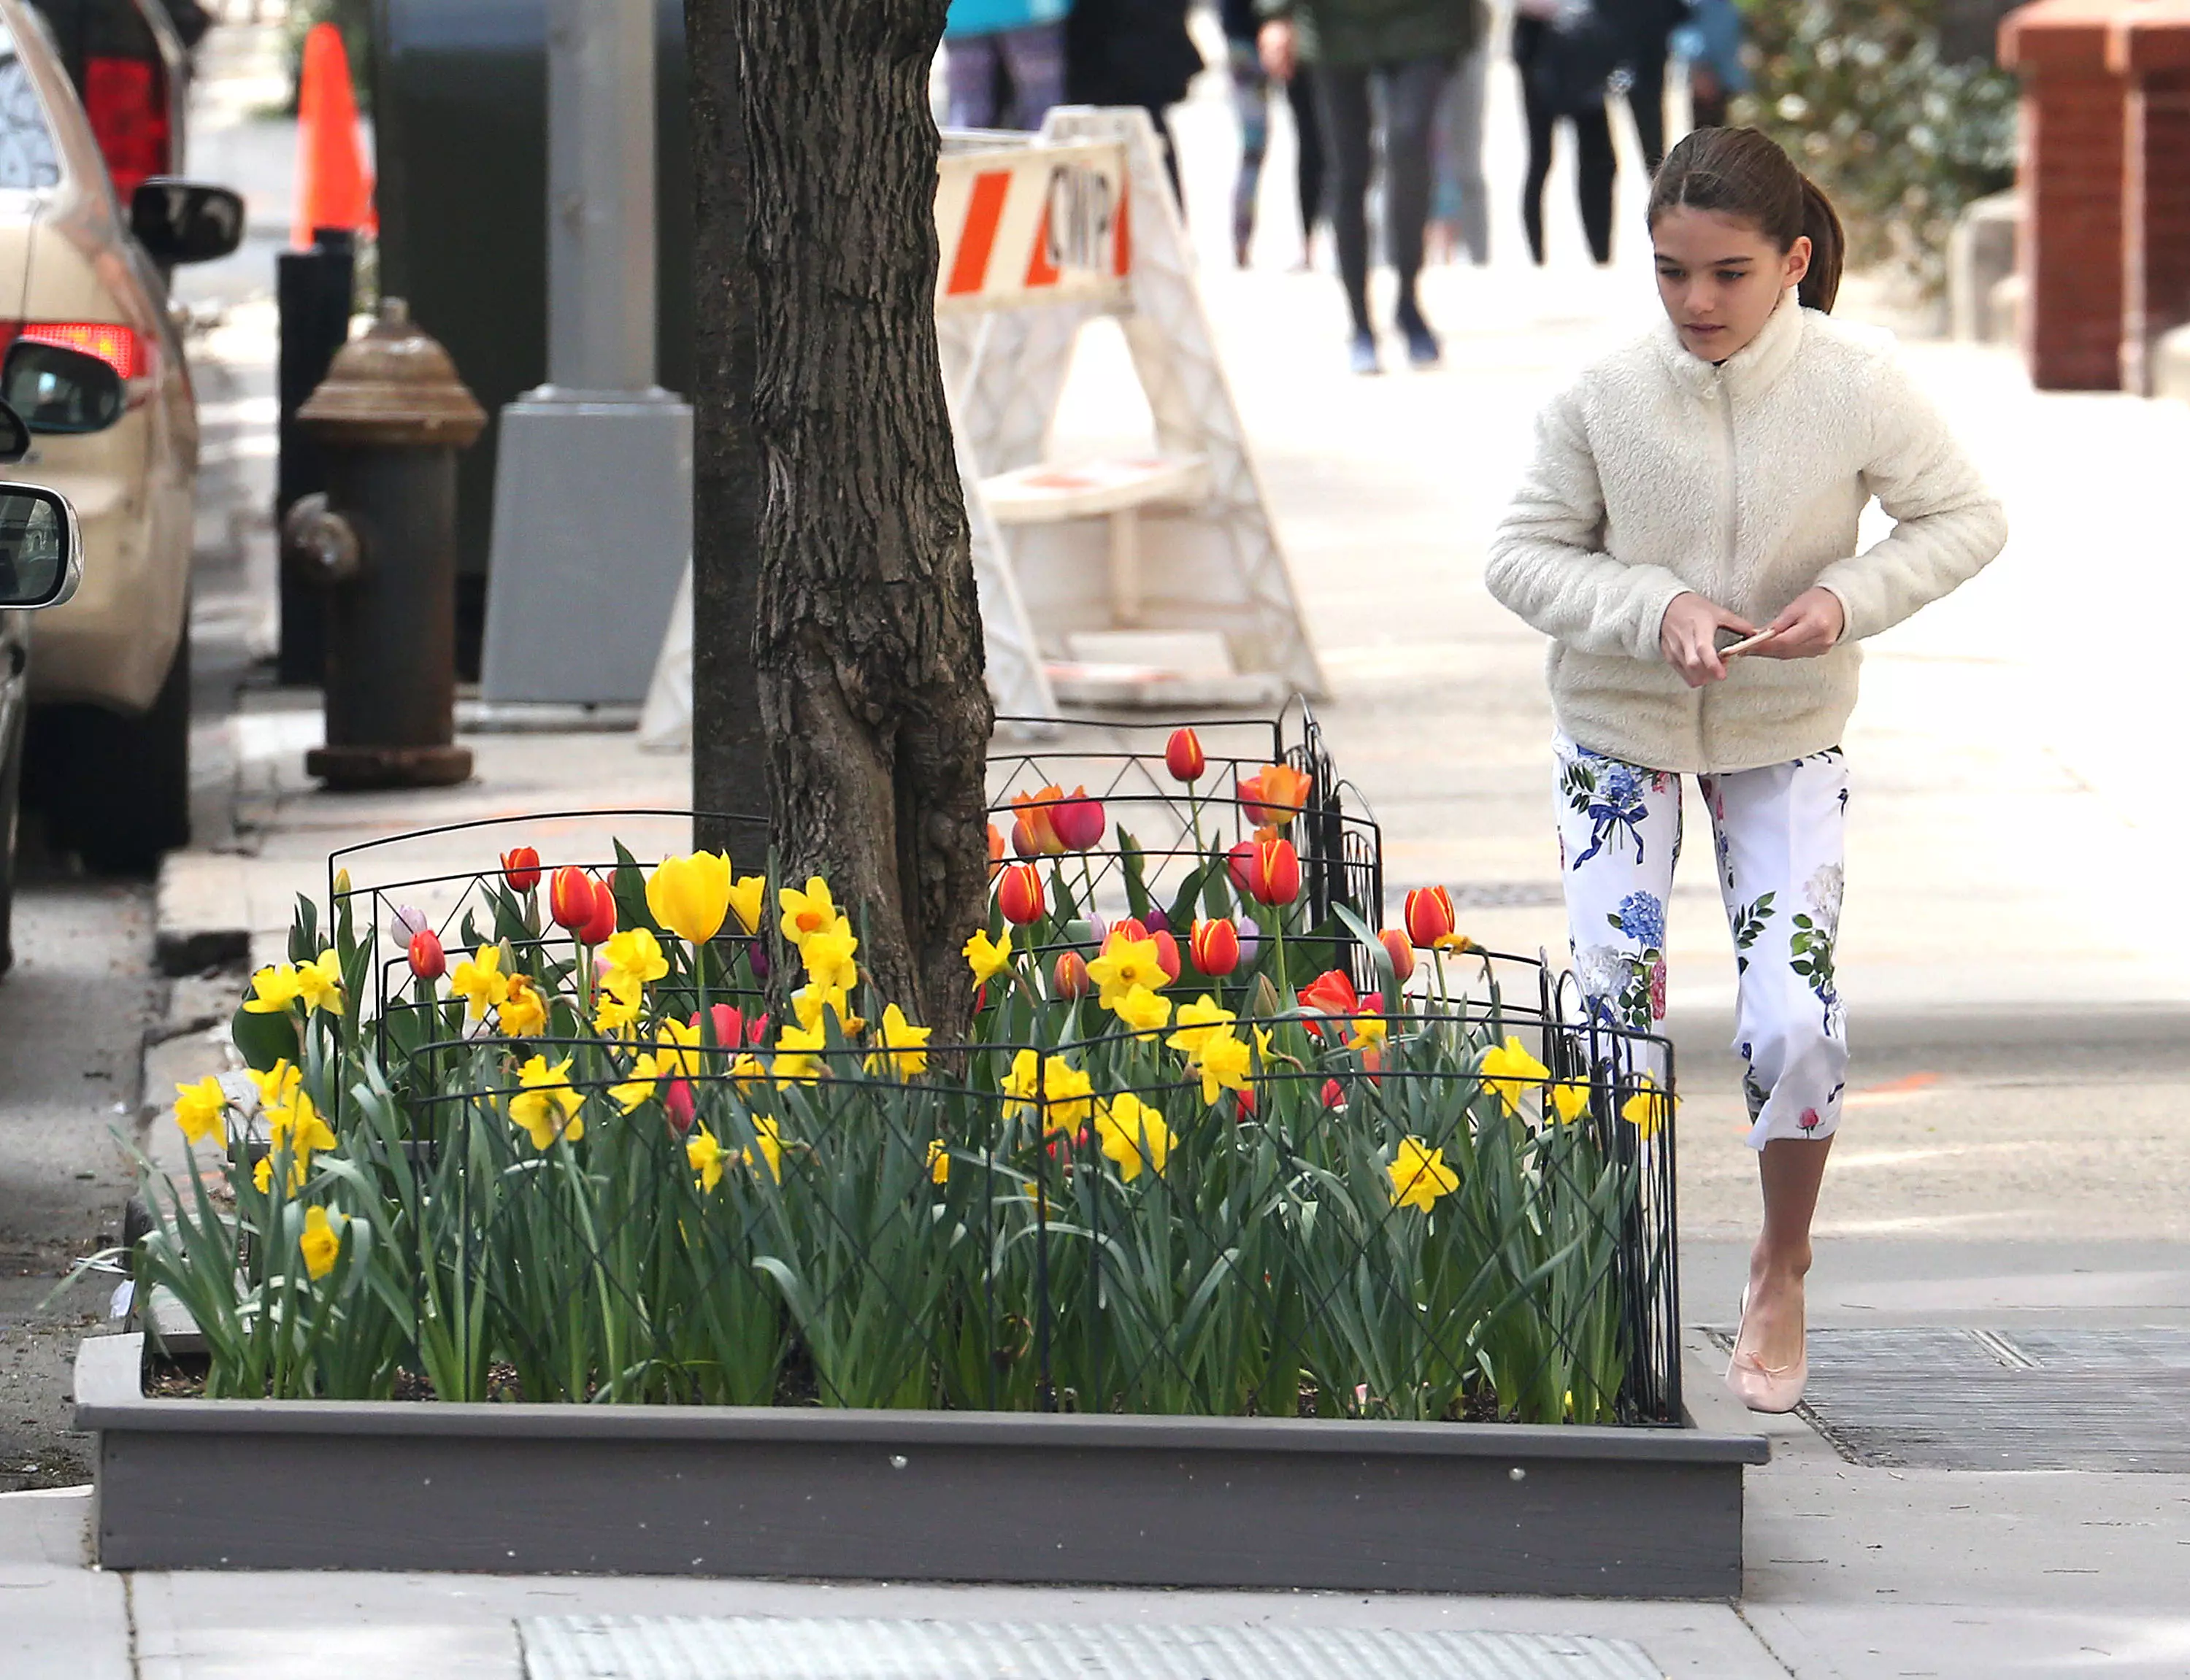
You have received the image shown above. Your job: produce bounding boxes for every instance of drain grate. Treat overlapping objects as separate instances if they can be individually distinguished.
[519,1615,1667,1680]
[1712,1327,2190,1471]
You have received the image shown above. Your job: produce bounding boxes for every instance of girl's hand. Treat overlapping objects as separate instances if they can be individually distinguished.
[1744,587,1846,660]
[1258,20,1296,80]
[1659,591,1756,687]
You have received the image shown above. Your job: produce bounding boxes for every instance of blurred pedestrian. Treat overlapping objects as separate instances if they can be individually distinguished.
[1512,0,1622,265]
[1258,0,1483,374]
[1672,0,1750,129]
[1223,0,1326,267]
[944,0,1072,131]
[1065,0,1204,202]
[1427,7,1491,266]
[1610,0,1686,170]
[1486,127,2007,1419]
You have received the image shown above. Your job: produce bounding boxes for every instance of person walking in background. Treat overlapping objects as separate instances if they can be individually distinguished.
[1486,128,2007,1415]
[1672,0,1750,128]
[944,0,1073,131]
[1611,0,1686,170]
[1427,5,1492,266]
[1258,0,1483,374]
[1512,0,1621,265]
[1065,0,1204,203]
[1223,0,1326,267]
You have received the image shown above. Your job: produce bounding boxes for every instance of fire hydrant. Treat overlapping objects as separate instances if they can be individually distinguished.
[285,298,487,790]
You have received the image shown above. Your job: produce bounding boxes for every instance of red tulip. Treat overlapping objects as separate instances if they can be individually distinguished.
[1112,916,1149,945]
[663,1079,695,1135]
[1378,928,1416,983]
[407,928,445,981]
[1165,726,1205,783]
[1152,929,1182,983]
[1244,836,1301,906]
[1232,1085,1257,1122]
[1299,967,1360,1018]
[578,877,618,944]
[1321,1077,1346,1110]
[1010,815,1043,859]
[1051,785,1107,852]
[549,866,596,931]
[1189,916,1240,976]
[501,846,542,893]
[1226,840,1255,895]
[691,1003,743,1048]
[1053,949,1091,1001]
[1404,885,1471,952]
[997,862,1045,925]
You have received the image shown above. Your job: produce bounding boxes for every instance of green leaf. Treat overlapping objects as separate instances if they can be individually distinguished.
[230,999,299,1073]
[1116,829,1153,922]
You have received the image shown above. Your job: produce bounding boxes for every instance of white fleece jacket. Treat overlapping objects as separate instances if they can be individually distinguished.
[1485,290,2008,774]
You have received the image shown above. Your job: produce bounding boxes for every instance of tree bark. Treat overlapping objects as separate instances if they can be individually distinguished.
[687,0,768,849]
[735,0,994,1035]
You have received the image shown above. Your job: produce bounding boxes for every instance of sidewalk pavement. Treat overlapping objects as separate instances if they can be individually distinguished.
[41,9,2190,1677]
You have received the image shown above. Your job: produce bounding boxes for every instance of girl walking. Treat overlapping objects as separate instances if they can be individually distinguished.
[1485,128,2008,1411]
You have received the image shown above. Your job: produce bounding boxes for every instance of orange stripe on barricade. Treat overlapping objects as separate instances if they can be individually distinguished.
[1113,184,1132,277]
[1025,199,1060,288]
[947,169,1013,296]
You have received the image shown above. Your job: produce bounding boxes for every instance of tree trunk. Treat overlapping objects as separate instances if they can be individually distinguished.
[736,0,994,1035]
[687,0,768,849]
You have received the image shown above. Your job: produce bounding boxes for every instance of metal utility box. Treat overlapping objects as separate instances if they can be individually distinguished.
[367,0,691,674]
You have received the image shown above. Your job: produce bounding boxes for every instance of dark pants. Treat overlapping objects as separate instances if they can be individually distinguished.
[1626,49,1668,172]
[1315,55,1449,335]
[1521,82,1615,266]
[1230,47,1326,255]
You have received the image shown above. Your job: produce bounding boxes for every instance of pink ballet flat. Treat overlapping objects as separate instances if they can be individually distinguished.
[1726,1286,1808,1414]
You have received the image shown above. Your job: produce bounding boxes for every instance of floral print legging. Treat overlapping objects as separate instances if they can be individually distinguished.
[1553,732,1848,1150]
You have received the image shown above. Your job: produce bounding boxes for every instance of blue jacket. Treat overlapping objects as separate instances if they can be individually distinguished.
[945,0,1072,37]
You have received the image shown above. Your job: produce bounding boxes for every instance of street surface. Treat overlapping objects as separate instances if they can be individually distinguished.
[3,2,2190,1676]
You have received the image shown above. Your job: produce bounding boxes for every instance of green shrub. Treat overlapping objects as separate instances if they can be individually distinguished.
[1734,0,2017,293]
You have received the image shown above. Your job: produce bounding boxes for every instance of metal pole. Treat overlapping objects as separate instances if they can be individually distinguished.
[545,0,656,394]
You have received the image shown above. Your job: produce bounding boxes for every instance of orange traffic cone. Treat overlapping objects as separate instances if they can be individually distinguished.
[292,23,375,249]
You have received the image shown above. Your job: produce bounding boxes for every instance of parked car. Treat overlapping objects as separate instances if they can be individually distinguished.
[0,381,85,971]
[20,0,192,204]
[0,0,238,876]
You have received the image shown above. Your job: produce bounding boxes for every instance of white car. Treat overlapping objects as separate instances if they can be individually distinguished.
[0,0,236,893]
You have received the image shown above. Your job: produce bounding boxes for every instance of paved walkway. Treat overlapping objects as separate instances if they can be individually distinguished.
[17,6,2190,1676]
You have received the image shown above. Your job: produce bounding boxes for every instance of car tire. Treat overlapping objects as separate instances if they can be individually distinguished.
[55,629,191,878]
[0,701,23,979]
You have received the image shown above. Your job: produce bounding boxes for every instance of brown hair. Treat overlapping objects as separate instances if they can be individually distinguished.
[1645,127,1845,315]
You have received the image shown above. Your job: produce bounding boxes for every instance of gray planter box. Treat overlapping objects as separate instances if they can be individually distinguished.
[75,1334,1766,1598]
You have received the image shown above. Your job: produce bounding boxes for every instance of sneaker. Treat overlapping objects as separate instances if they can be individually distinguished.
[1396,311,1442,369]
[1348,330,1381,377]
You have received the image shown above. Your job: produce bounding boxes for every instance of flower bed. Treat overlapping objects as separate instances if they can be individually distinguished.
[131,717,1681,1428]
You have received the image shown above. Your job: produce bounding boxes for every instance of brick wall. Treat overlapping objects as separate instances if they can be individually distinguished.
[2114,4,2190,392]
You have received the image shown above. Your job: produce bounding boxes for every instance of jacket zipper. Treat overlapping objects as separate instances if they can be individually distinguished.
[1702,369,1740,766]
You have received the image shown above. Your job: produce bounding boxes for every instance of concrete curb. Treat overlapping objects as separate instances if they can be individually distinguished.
[153,850,255,976]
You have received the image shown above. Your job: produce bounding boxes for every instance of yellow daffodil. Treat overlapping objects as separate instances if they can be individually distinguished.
[1348,1013,1389,1053]
[242,962,304,1014]
[599,927,669,1005]
[867,1003,931,1080]
[1551,1080,1591,1124]
[1621,1076,1670,1140]
[510,1055,584,1149]
[687,1125,728,1192]
[742,1113,785,1182]
[964,925,1013,985]
[1110,983,1172,1034]
[1478,1035,1551,1115]
[610,1050,668,1113]
[1166,994,1236,1060]
[593,991,642,1036]
[293,949,345,1016]
[1194,1027,1253,1104]
[253,1152,307,1195]
[999,1048,1093,1130]
[729,1052,769,1093]
[1389,1135,1459,1213]
[246,1058,301,1114]
[266,1090,336,1158]
[772,1023,829,1085]
[172,1076,227,1147]
[792,982,863,1036]
[449,946,510,1021]
[496,975,549,1038]
[299,1205,346,1279]
[925,1138,950,1184]
[1085,933,1168,1009]
[647,850,734,944]
[655,1017,706,1077]
[799,925,860,992]
[726,874,767,936]
[1095,1093,1171,1182]
[777,876,842,945]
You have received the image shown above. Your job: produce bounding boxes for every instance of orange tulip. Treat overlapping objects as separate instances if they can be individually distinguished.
[549,866,597,932]
[1189,916,1240,976]
[1404,885,1471,952]
[501,845,541,893]
[1008,786,1067,856]
[1238,763,1312,828]
[987,822,1005,879]
[997,862,1046,925]
[1152,929,1182,983]
[1053,949,1091,1001]
[1378,927,1416,982]
[1243,836,1301,906]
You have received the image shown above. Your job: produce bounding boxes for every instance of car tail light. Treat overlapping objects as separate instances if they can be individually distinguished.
[14,323,149,380]
[82,55,172,205]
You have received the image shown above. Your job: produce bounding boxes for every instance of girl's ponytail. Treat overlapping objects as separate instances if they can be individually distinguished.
[1797,174,1845,315]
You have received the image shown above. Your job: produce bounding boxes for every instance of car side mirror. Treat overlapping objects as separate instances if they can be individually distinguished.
[0,398,26,463]
[1,341,126,435]
[0,482,81,609]
[129,179,245,266]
